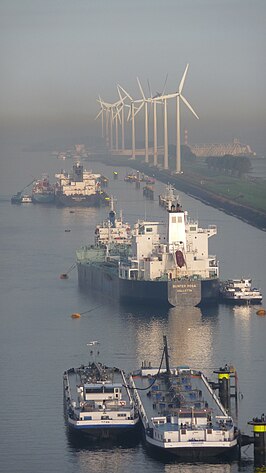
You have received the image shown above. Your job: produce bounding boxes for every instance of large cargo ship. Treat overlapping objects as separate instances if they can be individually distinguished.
[76,201,219,307]
[32,175,55,203]
[55,162,109,207]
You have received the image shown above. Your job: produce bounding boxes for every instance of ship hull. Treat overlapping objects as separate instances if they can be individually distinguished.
[77,262,219,307]
[220,296,262,305]
[55,192,108,207]
[145,437,237,460]
[66,420,138,440]
[32,193,55,203]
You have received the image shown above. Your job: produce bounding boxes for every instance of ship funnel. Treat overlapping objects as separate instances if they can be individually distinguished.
[109,210,116,228]
[73,162,83,182]
[167,203,186,251]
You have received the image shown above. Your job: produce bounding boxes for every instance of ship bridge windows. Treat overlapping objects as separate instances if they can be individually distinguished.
[86,386,104,394]
[85,385,121,395]
[129,269,138,279]
[104,386,117,394]
[146,227,153,233]
[172,216,183,223]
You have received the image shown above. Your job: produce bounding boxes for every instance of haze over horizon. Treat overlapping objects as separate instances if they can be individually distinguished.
[1,0,265,154]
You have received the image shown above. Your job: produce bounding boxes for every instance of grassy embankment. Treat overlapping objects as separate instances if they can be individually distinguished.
[182,162,266,214]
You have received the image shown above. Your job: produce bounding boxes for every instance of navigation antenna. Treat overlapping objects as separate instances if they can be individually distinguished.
[87,341,100,363]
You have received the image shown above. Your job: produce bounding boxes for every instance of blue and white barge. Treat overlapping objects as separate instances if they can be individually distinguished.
[63,342,139,439]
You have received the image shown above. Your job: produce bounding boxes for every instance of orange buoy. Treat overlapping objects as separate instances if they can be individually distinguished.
[71,313,81,319]
[256,308,266,316]
[60,273,69,279]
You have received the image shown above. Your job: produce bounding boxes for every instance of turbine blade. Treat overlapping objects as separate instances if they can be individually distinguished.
[137,77,146,101]
[117,110,121,124]
[134,102,144,117]
[147,79,153,99]
[114,105,122,123]
[179,64,189,94]
[117,84,133,101]
[95,109,103,120]
[180,94,199,119]
[117,85,123,102]
[162,73,168,95]
[127,106,131,121]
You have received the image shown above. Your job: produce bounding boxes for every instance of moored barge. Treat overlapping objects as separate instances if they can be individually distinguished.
[63,342,139,439]
[129,337,238,459]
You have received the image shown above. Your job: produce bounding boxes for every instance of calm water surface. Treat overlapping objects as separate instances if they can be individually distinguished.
[0,150,266,473]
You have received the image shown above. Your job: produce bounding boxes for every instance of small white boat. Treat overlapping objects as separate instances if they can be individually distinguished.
[220,278,262,304]
[21,194,32,203]
[159,183,179,209]
[63,342,139,439]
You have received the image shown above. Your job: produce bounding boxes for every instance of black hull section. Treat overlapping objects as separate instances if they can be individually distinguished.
[220,298,262,305]
[77,263,219,307]
[146,440,237,460]
[32,194,55,204]
[55,192,109,207]
[67,423,138,440]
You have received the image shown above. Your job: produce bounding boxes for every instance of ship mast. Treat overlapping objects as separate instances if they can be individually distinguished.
[163,335,171,375]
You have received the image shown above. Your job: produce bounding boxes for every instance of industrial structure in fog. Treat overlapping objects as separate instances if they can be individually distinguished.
[188,138,256,158]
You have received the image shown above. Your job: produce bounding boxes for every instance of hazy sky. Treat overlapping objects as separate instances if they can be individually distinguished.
[0,0,265,151]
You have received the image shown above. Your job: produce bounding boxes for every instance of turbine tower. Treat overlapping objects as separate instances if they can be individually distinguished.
[95,97,105,139]
[149,76,168,167]
[136,77,149,163]
[151,93,169,170]
[116,86,126,151]
[163,97,168,169]
[117,84,142,160]
[96,95,126,153]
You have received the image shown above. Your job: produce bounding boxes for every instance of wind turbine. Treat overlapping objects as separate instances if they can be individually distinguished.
[96,98,113,149]
[136,77,149,163]
[96,95,126,153]
[152,65,199,173]
[117,84,142,160]
[95,96,105,139]
[149,75,168,167]
[116,86,131,151]
[174,64,199,173]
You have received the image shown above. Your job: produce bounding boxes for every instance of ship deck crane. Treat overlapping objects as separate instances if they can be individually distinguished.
[11,178,36,204]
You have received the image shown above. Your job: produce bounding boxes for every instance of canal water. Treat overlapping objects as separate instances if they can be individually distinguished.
[0,148,266,473]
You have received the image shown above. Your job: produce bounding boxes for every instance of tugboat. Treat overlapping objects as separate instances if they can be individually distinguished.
[129,336,238,459]
[11,178,36,204]
[220,278,262,304]
[63,342,139,439]
[143,184,154,200]
[21,194,32,203]
[76,200,219,307]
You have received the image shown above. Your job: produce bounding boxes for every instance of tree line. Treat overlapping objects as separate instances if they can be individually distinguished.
[205,155,251,178]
